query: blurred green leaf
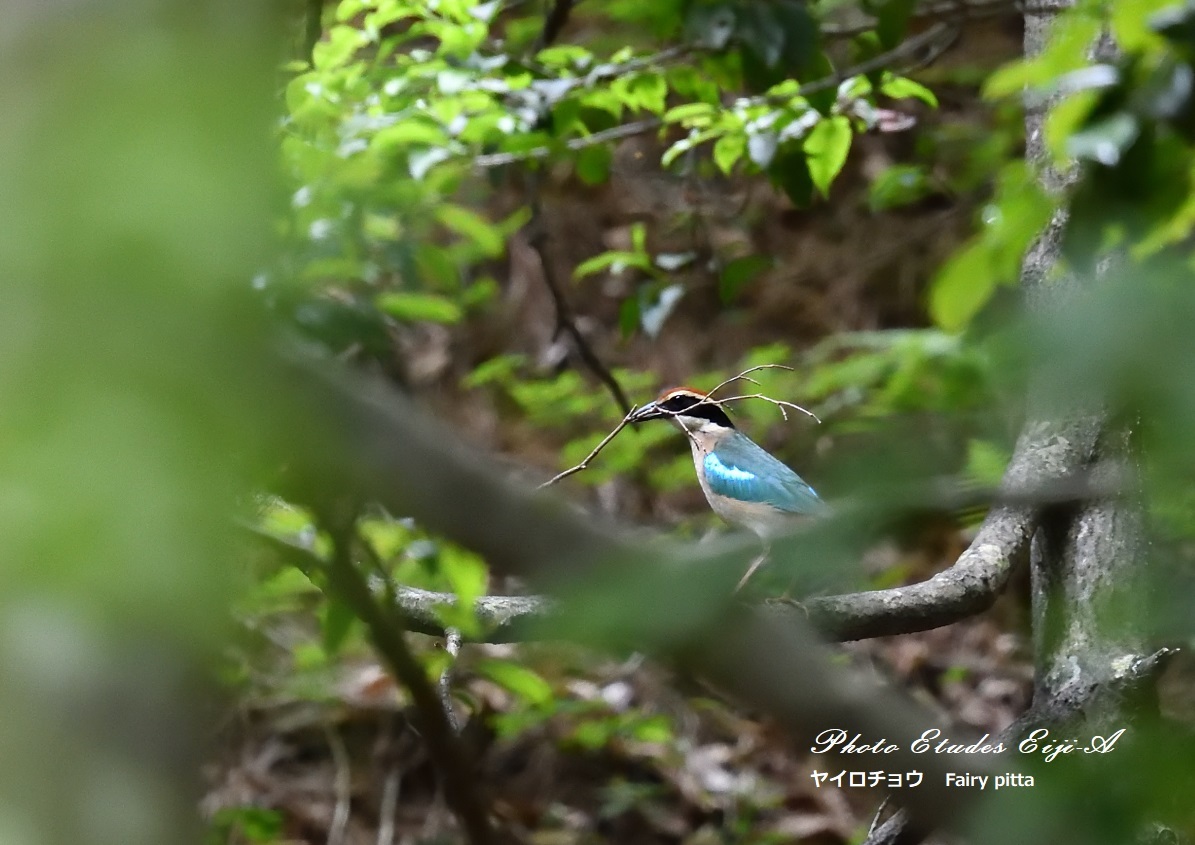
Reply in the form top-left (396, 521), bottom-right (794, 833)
top-left (868, 164), bottom-right (932, 211)
top-left (768, 149), bottom-right (814, 206)
top-left (377, 291), bottom-right (464, 323)
top-left (321, 597), bottom-right (357, 656)
top-left (719, 254), bottom-right (773, 302)
top-left (435, 205), bottom-right (505, 257)
top-left (477, 659), bottom-right (554, 705)
top-left (714, 132), bottom-right (746, 174)
top-left (929, 241), bottom-right (1001, 332)
top-left (874, 0), bottom-right (918, 49)
top-left (576, 144), bottom-right (613, 185)
top-left (881, 73), bottom-right (940, 107)
top-left (804, 116), bottom-right (852, 197)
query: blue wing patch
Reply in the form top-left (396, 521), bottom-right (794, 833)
top-left (703, 436), bottom-right (824, 516)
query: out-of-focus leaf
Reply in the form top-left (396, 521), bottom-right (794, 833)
top-left (966, 439), bottom-right (1012, 488)
top-left (868, 164), bottom-right (931, 211)
top-left (684, 2), bottom-right (737, 50)
top-left (441, 548), bottom-right (488, 608)
top-left (929, 241), bottom-right (999, 331)
top-left (719, 254), bottom-right (772, 302)
top-left (435, 205), bottom-right (505, 256)
top-left (619, 295), bottom-right (641, 337)
top-left (463, 354), bottom-right (526, 388)
top-left (208, 807), bottom-right (285, 844)
top-left (321, 598), bottom-right (356, 656)
top-left (378, 291), bottom-right (464, 323)
top-left (714, 132), bottom-right (746, 174)
top-left (874, 0), bottom-right (918, 49)
top-left (576, 144), bottom-right (612, 185)
top-left (804, 116), bottom-right (852, 197)
top-left (983, 12), bottom-right (1101, 98)
top-left (1067, 112), bottom-right (1140, 165)
top-left (880, 74), bottom-right (939, 107)
top-left (409, 146), bottom-right (454, 179)
top-left (476, 659), bottom-right (554, 705)
top-left (768, 149), bottom-right (814, 207)
top-left (747, 131), bottom-right (778, 167)
top-left (736, 0), bottom-right (817, 90)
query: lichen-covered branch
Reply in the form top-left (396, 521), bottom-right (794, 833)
top-left (791, 414), bottom-right (1102, 640)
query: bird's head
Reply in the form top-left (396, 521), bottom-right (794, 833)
top-left (629, 387), bottom-right (736, 434)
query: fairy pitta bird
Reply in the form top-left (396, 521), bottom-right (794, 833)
top-left (629, 386), bottom-right (826, 588)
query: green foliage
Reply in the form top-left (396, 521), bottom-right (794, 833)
top-left (477, 658), bottom-right (555, 706)
top-left (274, 0), bottom-right (953, 360)
top-left (868, 163), bottom-right (933, 210)
top-left (935, 0), bottom-right (1195, 331)
top-left (206, 807), bottom-right (284, 844)
top-left (929, 163), bottom-right (1053, 331)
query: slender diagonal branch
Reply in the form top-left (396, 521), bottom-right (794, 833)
top-left (539, 407), bottom-right (637, 487)
top-left (319, 522), bottom-right (501, 845)
top-left (245, 526), bottom-right (554, 641)
top-left (536, 0), bottom-right (575, 49)
top-left (525, 187), bottom-right (633, 414)
top-left (822, 0), bottom-right (1022, 40)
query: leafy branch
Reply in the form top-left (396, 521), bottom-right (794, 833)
top-left (473, 23), bottom-right (954, 173)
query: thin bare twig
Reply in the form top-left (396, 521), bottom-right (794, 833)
top-left (696, 363), bottom-right (821, 423)
top-left (525, 183), bottom-right (633, 414)
top-left (761, 23), bottom-right (954, 106)
top-left (735, 547), bottom-right (770, 593)
top-left (705, 392), bottom-right (820, 423)
top-left (474, 119), bottom-right (662, 169)
top-left (539, 407), bottom-right (637, 488)
top-left (703, 364), bottom-right (793, 401)
top-left (868, 797), bottom-right (892, 837)
top-left (376, 765), bottom-right (401, 845)
top-left (325, 724), bottom-right (352, 845)
top-left (438, 627), bottom-right (463, 732)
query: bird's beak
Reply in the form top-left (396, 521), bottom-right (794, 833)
top-left (628, 400), bottom-right (664, 424)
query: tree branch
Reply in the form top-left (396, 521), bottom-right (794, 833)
top-left (793, 414), bottom-right (1102, 639)
top-left (473, 23), bottom-right (956, 171)
top-left (245, 526), bottom-right (555, 642)
top-left (474, 119), bottom-right (663, 169)
top-left (536, 0), bottom-right (575, 50)
top-left (524, 189), bottom-right (633, 415)
top-left (821, 0), bottom-right (1022, 40)
top-left (319, 521), bottom-right (502, 845)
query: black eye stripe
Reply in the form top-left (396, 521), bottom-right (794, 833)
top-left (659, 395), bottom-right (735, 428)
